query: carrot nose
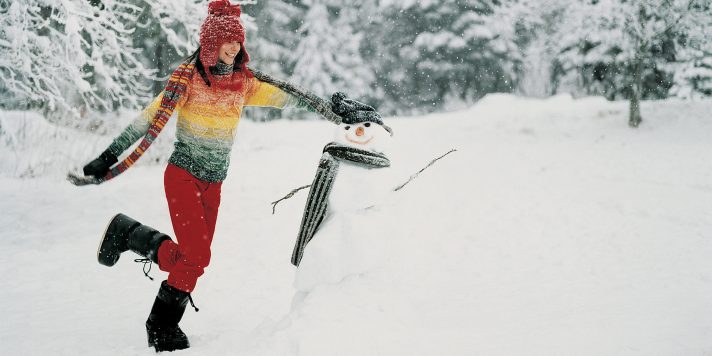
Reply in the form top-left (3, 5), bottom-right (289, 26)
top-left (355, 126), bottom-right (365, 137)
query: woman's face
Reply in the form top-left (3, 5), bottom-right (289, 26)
top-left (218, 41), bottom-right (241, 65)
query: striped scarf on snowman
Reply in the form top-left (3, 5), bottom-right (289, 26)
top-left (291, 142), bottom-right (391, 266)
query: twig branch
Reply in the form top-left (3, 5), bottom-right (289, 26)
top-left (270, 148), bottom-right (457, 214)
top-left (271, 184), bottom-right (311, 214)
top-left (394, 149), bottom-right (457, 192)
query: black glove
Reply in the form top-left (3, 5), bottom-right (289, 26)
top-left (83, 149), bottom-right (118, 179)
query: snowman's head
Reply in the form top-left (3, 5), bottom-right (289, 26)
top-left (334, 120), bottom-right (392, 153)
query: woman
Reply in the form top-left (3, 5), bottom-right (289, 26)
top-left (81, 0), bottom-right (327, 352)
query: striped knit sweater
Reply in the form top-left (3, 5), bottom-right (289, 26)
top-left (106, 68), bottom-right (311, 182)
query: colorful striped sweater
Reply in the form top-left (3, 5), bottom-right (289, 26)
top-left (106, 70), bottom-right (312, 182)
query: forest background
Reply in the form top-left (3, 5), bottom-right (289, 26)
top-left (2, 0), bottom-right (711, 129)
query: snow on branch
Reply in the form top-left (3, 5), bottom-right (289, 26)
top-left (0, 0), bottom-right (159, 117)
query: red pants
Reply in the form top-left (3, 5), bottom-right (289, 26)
top-left (157, 164), bottom-right (222, 293)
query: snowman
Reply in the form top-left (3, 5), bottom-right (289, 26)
top-left (291, 93), bottom-right (397, 293)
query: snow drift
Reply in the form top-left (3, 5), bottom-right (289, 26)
top-left (1, 94), bottom-right (711, 355)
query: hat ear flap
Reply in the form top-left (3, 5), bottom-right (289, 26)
top-left (239, 42), bottom-right (249, 64)
top-left (199, 40), bottom-right (219, 68)
top-left (235, 42), bottom-right (253, 77)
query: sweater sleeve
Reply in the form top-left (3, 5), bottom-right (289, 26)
top-left (106, 90), bottom-right (187, 157)
top-left (243, 77), bottom-right (316, 112)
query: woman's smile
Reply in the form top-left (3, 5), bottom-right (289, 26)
top-left (218, 41), bottom-right (241, 65)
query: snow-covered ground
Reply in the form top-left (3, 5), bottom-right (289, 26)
top-left (2, 94), bottom-right (711, 355)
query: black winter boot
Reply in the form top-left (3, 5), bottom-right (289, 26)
top-left (146, 281), bottom-right (191, 352)
top-left (97, 213), bottom-right (171, 267)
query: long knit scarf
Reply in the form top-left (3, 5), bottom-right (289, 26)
top-left (67, 58), bottom-right (197, 186)
top-left (291, 142), bottom-right (390, 266)
top-left (68, 61), bottom-right (343, 186)
top-left (103, 59), bottom-right (197, 182)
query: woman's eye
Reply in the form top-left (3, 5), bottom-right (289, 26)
top-left (364, 123), bottom-right (371, 127)
top-left (345, 126), bottom-right (351, 130)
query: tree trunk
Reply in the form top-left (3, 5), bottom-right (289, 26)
top-left (629, 90), bottom-right (642, 128)
top-left (628, 44), bottom-right (645, 128)
top-left (628, 57), bottom-right (643, 128)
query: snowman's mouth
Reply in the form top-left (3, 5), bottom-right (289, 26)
top-left (345, 134), bottom-right (373, 145)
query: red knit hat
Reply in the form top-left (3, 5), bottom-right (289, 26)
top-left (199, 0), bottom-right (250, 71)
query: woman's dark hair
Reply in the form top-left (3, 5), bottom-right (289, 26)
top-left (187, 46), bottom-right (246, 87)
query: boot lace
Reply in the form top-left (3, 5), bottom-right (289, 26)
top-left (134, 258), bottom-right (199, 313)
top-left (134, 258), bottom-right (154, 281)
top-left (188, 295), bottom-right (200, 312)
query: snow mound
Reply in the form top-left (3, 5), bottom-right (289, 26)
top-left (2, 95), bottom-right (712, 355)
top-left (244, 95), bottom-right (712, 355)
top-left (0, 110), bottom-right (177, 179)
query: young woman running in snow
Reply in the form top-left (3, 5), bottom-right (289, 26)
top-left (79, 0), bottom-right (351, 352)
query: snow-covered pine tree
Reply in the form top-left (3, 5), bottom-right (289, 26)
top-left (247, 0), bottom-right (303, 78)
top-left (129, 0), bottom-right (206, 96)
top-left (241, 0), bottom-right (307, 121)
top-left (552, 0), bottom-right (710, 127)
top-left (0, 0), bottom-right (155, 122)
top-left (288, 0), bottom-right (374, 104)
top-left (362, 0), bottom-right (523, 115)
top-left (502, 0), bottom-right (568, 97)
top-left (667, 0), bottom-right (712, 98)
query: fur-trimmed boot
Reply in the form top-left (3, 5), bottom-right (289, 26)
top-left (146, 281), bottom-right (192, 352)
top-left (97, 213), bottom-right (170, 267)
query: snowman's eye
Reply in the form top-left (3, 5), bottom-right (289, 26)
top-left (364, 123), bottom-right (371, 127)
top-left (344, 126), bottom-right (351, 130)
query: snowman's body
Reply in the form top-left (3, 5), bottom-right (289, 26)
top-left (294, 121), bottom-right (395, 292)
top-left (328, 162), bottom-right (394, 213)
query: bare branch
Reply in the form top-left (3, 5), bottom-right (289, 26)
top-left (271, 185), bottom-right (311, 214)
top-left (271, 149), bottom-right (457, 214)
top-left (394, 149), bottom-right (457, 192)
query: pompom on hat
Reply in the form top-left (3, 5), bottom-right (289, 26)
top-left (199, 0), bottom-right (250, 72)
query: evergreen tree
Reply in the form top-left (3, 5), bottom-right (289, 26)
top-left (552, 0), bottom-right (711, 127)
top-left (242, 0), bottom-right (307, 121)
top-left (288, 0), bottom-right (374, 101)
top-left (668, 0), bottom-right (712, 98)
top-left (248, 0), bottom-right (304, 77)
top-left (504, 0), bottom-right (567, 97)
top-left (0, 0), bottom-right (155, 122)
top-left (129, 0), bottom-right (206, 96)
top-left (363, 0), bottom-right (524, 115)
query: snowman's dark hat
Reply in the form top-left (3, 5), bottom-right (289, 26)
top-left (331, 92), bottom-right (393, 135)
